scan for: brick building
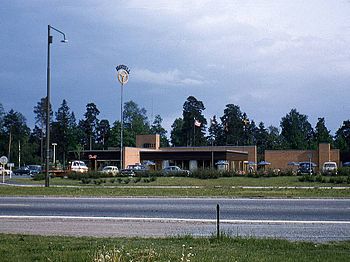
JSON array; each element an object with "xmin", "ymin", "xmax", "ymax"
[{"xmin": 265, "ymin": 143, "xmax": 340, "ymax": 171}]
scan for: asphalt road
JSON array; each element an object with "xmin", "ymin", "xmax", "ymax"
[{"xmin": 0, "ymin": 197, "xmax": 349, "ymax": 242}]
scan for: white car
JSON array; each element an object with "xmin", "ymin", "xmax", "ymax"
[
  {"xmin": 322, "ymin": 162, "xmax": 337, "ymax": 175},
  {"xmin": 0, "ymin": 166, "xmax": 13, "ymax": 176},
  {"xmin": 100, "ymin": 166, "xmax": 119, "ymax": 176},
  {"xmin": 70, "ymin": 161, "xmax": 88, "ymax": 173}
]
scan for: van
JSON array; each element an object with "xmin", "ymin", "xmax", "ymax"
[
  {"xmin": 69, "ymin": 160, "xmax": 88, "ymax": 173},
  {"xmin": 322, "ymin": 162, "xmax": 337, "ymax": 175}
]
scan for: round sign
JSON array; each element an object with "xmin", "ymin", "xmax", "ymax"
[
  {"xmin": 117, "ymin": 69, "xmax": 129, "ymax": 85},
  {"xmin": 0, "ymin": 156, "xmax": 8, "ymax": 165}
]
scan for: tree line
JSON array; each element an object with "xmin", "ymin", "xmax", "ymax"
[{"xmin": 0, "ymin": 95, "xmax": 349, "ymax": 166}]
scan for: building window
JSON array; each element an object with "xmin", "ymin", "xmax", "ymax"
[{"xmin": 143, "ymin": 143, "xmax": 155, "ymax": 148}]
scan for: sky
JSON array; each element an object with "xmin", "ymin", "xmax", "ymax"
[{"xmin": 1, "ymin": 0, "xmax": 350, "ymax": 135}]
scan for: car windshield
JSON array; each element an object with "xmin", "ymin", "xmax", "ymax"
[
  {"xmin": 28, "ymin": 165, "xmax": 40, "ymax": 170},
  {"xmin": 103, "ymin": 167, "xmax": 112, "ymax": 170},
  {"xmin": 300, "ymin": 163, "xmax": 310, "ymax": 168},
  {"xmin": 78, "ymin": 162, "xmax": 86, "ymax": 167},
  {"xmin": 325, "ymin": 164, "xmax": 335, "ymax": 168}
]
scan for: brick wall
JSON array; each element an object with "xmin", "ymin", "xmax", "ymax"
[
  {"xmin": 265, "ymin": 143, "xmax": 340, "ymax": 171},
  {"xmin": 124, "ymin": 147, "xmax": 141, "ymax": 167}
]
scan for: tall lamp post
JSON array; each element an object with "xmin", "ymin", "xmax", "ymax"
[
  {"xmin": 116, "ymin": 65, "xmax": 130, "ymax": 170},
  {"xmin": 46, "ymin": 25, "xmax": 68, "ymax": 187}
]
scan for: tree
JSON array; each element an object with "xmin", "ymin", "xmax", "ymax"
[
  {"xmin": 255, "ymin": 122, "xmax": 269, "ymax": 156},
  {"xmin": 170, "ymin": 118, "xmax": 184, "ymax": 146},
  {"xmin": 335, "ymin": 120, "xmax": 350, "ymax": 152},
  {"xmin": 79, "ymin": 103, "xmax": 100, "ymax": 150},
  {"xmin": 280, "ymin": 109, "xmax": 313, "ymax": 149},
  {"xmin": 150, "ymin": 115, "xmax": 169, "ymax": 147},
  {"xmin": 220, "ymin": 104, "xmax": 244, "ymax": 146},
  {"xmin": 51, "ymin": 99, "xmax": 77, "ymax": 164},
  {"xmin": 33, "ymin": 97, "xmax": 53, "ymax": 165},
  {"xmin": 181, "ymin": 96, "xmax": 207, "ymax": 146},
  {"xmin": 208, "ymin": 115, "xmax": 224, "ymax": 145},
  {"xmin": 109, "ymin": 101, "xmax": 150, "ymax": 147},
  {"xmin": 96, "ymin": 119, "xmax": 111, "ymax": 149},
  {"xmin": 2, "ymin": 110, "xmax": 31, "ymax": 164},
  {"xmin": 122, "ymin": 101, "xmax": 150, "ymax": 147},
  {"xmin": 314, "ymin": 117, "xmax": 332, "ymax": 145}
]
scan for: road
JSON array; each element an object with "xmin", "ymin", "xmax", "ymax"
[{"xmin": 0, "ymin": 197, "xmax": 349, "ymax": 242}]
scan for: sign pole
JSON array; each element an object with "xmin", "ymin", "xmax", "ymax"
[{"xmin": 116, "ymin": 65, "xmax": 130, "ymax": 170}]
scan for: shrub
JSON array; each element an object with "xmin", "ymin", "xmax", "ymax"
[
  {"xmin": 124, "ymin": 178, "xmax": 130, "ymax": 184},
  {"xmin": 334, "ymin": 176, "xmax": 345, "ymax": 184},
  {"xmin": 150, "ymin": 176, "xmax": 157, "ymax": 182},
  {"xmin": 338, "ymin": 167, "xmax": 350, "ymax": 176},
  {"xmin": 32, "ymin": 173, "xmax": 45, "ymax": 181},
  {"xmin": 109, "ymin": 178, "xmax": 115, "ymax": 183},
  {"xmin": 81, "ymin": 178, "xmax": 91, "ymax": 184},
  {"xmin": 133, "ymin": 177, "xmax": 141, "ymax": 183},
  {"xmin": 191, "ymin": 169, "xmax": 219, "ymax": 179}
]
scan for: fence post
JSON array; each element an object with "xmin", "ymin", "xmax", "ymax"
[{"xmin": 216, "ymin": 204, "xmax": 220, "ymax": 238}]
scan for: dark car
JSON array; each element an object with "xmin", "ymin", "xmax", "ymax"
[
  {"xmin": 13, "ymin": 166, "xmax": 31, "ymax": 176},
  {"xmin": 343, "ymin": 162, "xmax": 350, "ymax": 167},
  {"xmin": 161, "ymin": 166, "xmax": 190, "ymax": 176},
  {"xmin": 297, "ymin": 162, "xmax": 315, "ymax": 175},
  {"xmin": 27, "ymin": 165, "xmax": 42, "ymax": 176},
  {"xmin": 120, "ymin": 164, "xmax": 148, "ymax": 176}
]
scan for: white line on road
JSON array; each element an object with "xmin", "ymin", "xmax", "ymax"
[
  {"xmin": 0, "ymin": 204, "xmax": 30, "ymax": 207},
  {"xmin": 1, "ymin": 215, "xmax": 349, "ymax": 225}
]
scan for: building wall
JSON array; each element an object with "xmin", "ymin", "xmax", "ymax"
[
  {"xmin": 265, "ymin": 143, "xmax": 340, "ymax": 171},
  {"xmin": 124, "ymin": 147, "xmax": 141, "ymax": 167},
  {"xmin": 136, "ymin": 134, "xmax": 160, "ymax": 149}
]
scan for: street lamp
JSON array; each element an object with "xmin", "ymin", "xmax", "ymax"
[
  {"xmin": 115, "ymin": 65, "xmax": 130, "ymax": 170},
  {"xmin": 52, "ymin": 143, "xmax": 57, "ymax": 167},
  {"xmin": 46, "ymin": 25, "xmax": 67, "ymax": 187}
]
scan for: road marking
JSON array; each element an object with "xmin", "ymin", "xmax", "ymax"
[
  {"xmin": 0, "ymin": 215, "xmax": 349, "ymax": 225},
  {"xmin": 0, "ymin": 204, "xmax": 30, "ymax": 207}
]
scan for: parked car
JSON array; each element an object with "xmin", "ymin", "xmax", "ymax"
[
  {"xmin": 161, "ymin": 166, "xmax": 190, "ymax": 176},
  {"xmin": 297, "ymin": 162, "xmax": 315, "ymax": 175},
  {"xmin": 13, "ymin": 166, "xmax": 31, "ymax": 176},
  {"xmin": 69, "ymin": 160, "xmax": 88, "ymax": 173},
  {"xmin": 0, "ymin": 166, "xmax": 13, "ymax": 176},
  {"xmin": 120, "ymin": 164, "xmax": 148, "ymax": 176},
  {"xmin": 343, "ymin": 162, "xmax": 350, "ymax": 167},
  {"xmin": 99, "ymin": 166, "xmax": 119, "ymax": 176},
  {"xmin": 322, "ymin": 162, "xmax": 337, "ymax": 175},
  {"xmin": 27, "ymin": 165, "xmax": 42, "ymax": 176}
]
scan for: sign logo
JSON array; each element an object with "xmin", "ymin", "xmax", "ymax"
[
  {"xmin": 116, "ymin": 65, "xmax": 130, "ymax": 85},
  {"xmin": 0, "ymin": 156, "xmax": 8, "ymax": 165}
]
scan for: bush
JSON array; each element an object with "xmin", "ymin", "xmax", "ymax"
[
  {"xmin": 133, "ymin": 177, "xmax": 141, "ymax": 183},
  {"xmin": 32, "ymin": 173, "xmax": 45, "ymax": 181},
  {"xmin": 68, "ymin": 171, "xmax": 113, "ymax": 180},
  {"xmin": 191, "ymin": 169, "xmax": 220, "ymax": 179},
  {"xmin": 81, "ymin": 178, "xmax": 91, "ymax": 184},
  {"xmin": 298, "ymin": 174, "xmax": 314, "ymax": 182},
  {"xmin": 338, "ymin": 167, "xmax": 350, "ymax": 176}
]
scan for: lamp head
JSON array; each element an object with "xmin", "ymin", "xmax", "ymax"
[{"xmin": 61, "ymin": 39, "xmax": 68, "ymax": 43}]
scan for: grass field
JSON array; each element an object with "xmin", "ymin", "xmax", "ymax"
[
  {"xmin": 0, "ymin": 234, "xmax": 349, "ymax": 262},
  {"xmin": 2, "ymin": 176, "xmax": 350, "ymax": 198}
]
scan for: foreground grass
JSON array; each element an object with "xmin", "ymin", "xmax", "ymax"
[
  {"xmin": 10, "ymin": 176, "xmax": 350, "ymax": 187},
  {"xmin": 0, "ymin": 234, "xmax": 349, "ymax": 262},
  {"xmin": 1, "ymin": 184, "xmax": 349, "ymax": 198}
]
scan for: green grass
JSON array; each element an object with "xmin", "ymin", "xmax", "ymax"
[
  {"xmin": 3, "ymin": 176, "xmax": 350, "ymax": 198},
  {"xmin": 9, "ymin": 176, "xmax": 350, "ymax": 187},
  {"xmin": 1, "ymin": 184, "xmax": 349, "ymax": 198},
  {"xmin": 0, "ymin": 234, "xmax": 349, "ymax": 262}
]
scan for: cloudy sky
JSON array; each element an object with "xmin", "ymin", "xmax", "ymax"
[{"xmin": 1, "ymin": 0, "xmax": 350, "ymax": 134}]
